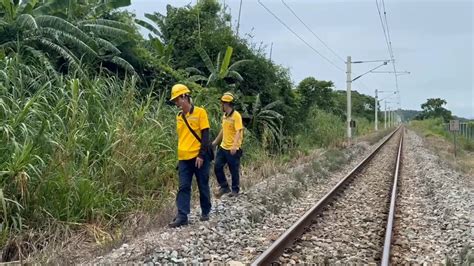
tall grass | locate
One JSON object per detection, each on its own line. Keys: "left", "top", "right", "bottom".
{"left": 295, "top": 108, "right": 346, "bottom": 149}
{"left": 0, "top": 59, "right": 179, "bottom": 247}
{"left": 410, "top": 118, "right": 474, "bottom": 152}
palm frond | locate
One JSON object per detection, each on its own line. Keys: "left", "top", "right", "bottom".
{"left": 215, "top": 51, "right": 222, "bottom": 73}
{"left": 195, "top": 45, "right": 215, "bottom": 74}
{"left": 228, "top": 59, "right": 252, "bottom": 71}
{"left": 0, "top": 19, "right": 8, "bottom": 27}
{"left": 219, "top": 46, "right": 233, "bottom": 78}
{"left": 144, "top": 12, "right": 166, "bottom": 33}
{"left": 258, "top": 110, "right": 284, "bottom": 120}
{"left": 108, "top": 56, "right": 135, "bottom": 74}
{"left": 252, "top": 94, "right": 262, "bottom": 116}
{"left": 187, "top": 75, "right": 208, "bottom": 83}
{"left": 23, "top": 46, "right": 57, "bottom": 76}
{"left": 35, "top": 15, "right": 94, "bottom": 46}
{"left": 95, "top": 37, "right": 121, "bottom": 55}
{"left": 0, "top": 41, "right": 17, "bottom": 51}
{"left": 15, "top": 14, "right": 37, "bottom": 30}
{"left": 227, "top": 70, "right": 243, "bottom": 82}
{"left": 36, "top": 38, "right": 81, "bottom": 71}
{"left": 185, "top": 67, "right": 203, "bottom": 75}
{"left": 79, "top": 19, "right": 132, "bottom": 32}
{"left": 37, "top": 27, "right": 98, "bottom": 59}
{"left": 79, "top": 24, "right": 130, "bottom": 39}
{"left": 262, "top": 100, "right": 283, "bottom": 111}
{"left": 135, "top": 18, "right": 162, "bottom": 37}
{"left": 206, "top": 72, "right": 217, "bottom": 86}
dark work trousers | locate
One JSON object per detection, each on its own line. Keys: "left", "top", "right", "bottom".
{"left": 214, "top": 147, "right": 242, "bottom": 193}
{"left": 176, "top": 157, "right": 211, "bottom": 221}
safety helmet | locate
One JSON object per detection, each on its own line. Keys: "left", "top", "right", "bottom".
{"left": 220, "top": 92, "right": 235, "bottom": 103}
{"left": 170, "top": 84, "right": 191, "bottom": 101}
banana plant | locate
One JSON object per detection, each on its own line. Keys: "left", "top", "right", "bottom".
{"left": 187, "top": 45, "right": 252, "bottom": 88}
{"left": 0, "top": 0, "right": 135, "bottom": 76}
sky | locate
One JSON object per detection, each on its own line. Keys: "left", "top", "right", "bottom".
{"left": 127, "top": 0, "right": 473, "bottom": 119}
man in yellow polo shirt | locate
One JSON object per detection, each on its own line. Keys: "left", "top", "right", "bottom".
{"left": 212, "top": 92, "right": 244, "bottom": 197}
{"left": 168, "top": 84, "right": 212, "bottom": 228}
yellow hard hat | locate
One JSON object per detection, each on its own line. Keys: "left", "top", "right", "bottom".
{"left": 220, "top": 92, "right": 235, "bottom": 103}
{"left": 170, "top": 84, "right": 191, "bottom": 101}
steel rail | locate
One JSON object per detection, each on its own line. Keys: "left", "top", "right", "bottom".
{"left": 381, "top": 127, "right": 404, "bottom": 265}
{"left": 251, "top": 126, "right": 402, "bottom": 265}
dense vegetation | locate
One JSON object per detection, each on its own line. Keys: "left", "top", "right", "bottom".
{"left": 0, "top": 0, "right": 380, "bottom": 256}
{"left": 414, "top": 98, "right": 452, "bottom": 122}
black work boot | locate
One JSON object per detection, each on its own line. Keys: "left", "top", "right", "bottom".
{"left": 168, "top": 217, "right": 188, "bottom": 228}
{"left": 200, "top": 213, "right": 210, "bottom": 221}
{"left": 215, "top": 188, "right": 231, "bottom": 198}
{"left": 228, "top": 191, "right": 239, "bottom": 197}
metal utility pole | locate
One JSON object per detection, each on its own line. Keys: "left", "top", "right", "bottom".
{"left": 346, "top": 56, "right": 352, "bottom": 139}
{"left": 269, "top": 42, "right": 273, "bottom": 61}
{"left": 377, "top": 90, "right": 397, "bottom": 130}
{"left": 389, "top": 109, "right": 392, "bottom": 127}
{"left": 375, "top": 89, "right": 379, "bottom": 131}
{"left": 346, "top": 58, "right": 389, "bottom": 139}
{"left": 384, "top": 101, "right": 387, "bottom": 129}
{"left": 236, "top": 0, "right": 243, "bottom": 36}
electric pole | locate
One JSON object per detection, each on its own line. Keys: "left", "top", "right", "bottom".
{"left": 236, "top": 0, "right": 243, "bottom": 36}
{"left": 346, "top": 56, "right": 352, "bottom": 139}
{"left": 384, "top": 101, "right": 387, "bottom": 129}
{"left": 269, "top": 42, "right": 273, "bottom": 61}
{"left": 375, "top": 89, "right": 378, "bottom": 131}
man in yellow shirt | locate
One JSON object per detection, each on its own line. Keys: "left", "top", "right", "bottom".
{"left": 168, "top": 84, "right": 212, "bottom": 228}
{"left": 212, "top": 92, "right": 244, "bottom": 197}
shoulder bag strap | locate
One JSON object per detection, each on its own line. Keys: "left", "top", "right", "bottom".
{"left": 181, "top": 113, "right": 202, "bottom": 143}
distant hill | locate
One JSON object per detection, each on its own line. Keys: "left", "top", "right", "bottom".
{"left": 399, "top": 109, "right": 422, "bottom": 121}
{"left": 398, "top": 109, "right": 473, "bottom": 122}
{"left": 452, "top": 116, "right": 474, "bottom": 122}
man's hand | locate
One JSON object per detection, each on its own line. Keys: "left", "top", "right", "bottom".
{"left": 230, "top": 147, "right": 237, "bottom": 155}
{"left": 195, "top": 157, "right": 204, "bottom": 169}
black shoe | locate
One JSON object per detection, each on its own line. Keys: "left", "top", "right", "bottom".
{"left": 168, "top": 218, "right": 188, "bottom": 228}
{"left": 200, "top": 214, "right": 210, "bottom": 221}
{"left": 215, "top": 188, "right": 231, "bottom": 198}
{"left": 228, "top": 191, "right": 239, "bottom": 197}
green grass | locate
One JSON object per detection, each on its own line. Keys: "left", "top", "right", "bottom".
{"left": 410, "top": 118, "right": 474, "bottom": 152}
{"left": 0, "top": 60, "right": 180, "bottom": 249}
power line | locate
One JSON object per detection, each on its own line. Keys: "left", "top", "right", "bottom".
{"left": 376, "top": 0, "right": 392, "bottom": 59}
{"left": 281, "top": 0, "right": 346, "bottom": 63}
{"left": 376, "top": 0, "right": 401, "bottom": 108}
{"left": 257, "top": 0, "right": 345, "bottom": 72}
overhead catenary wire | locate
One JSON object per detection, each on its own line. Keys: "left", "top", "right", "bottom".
{"left": 281, "top": 0, "right": 346, "bottom": 63}
{"left": 376, "top": 0, "right": 401, "bottom": 108}
{"left": 257, "top": 0, "right": 345, "bottom": 73}
{"left": 382, "top": 0, "right": 402, "bottom": 107}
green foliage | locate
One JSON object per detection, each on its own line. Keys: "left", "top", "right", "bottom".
{"left": 415, "top": 98, "right": 452, "bottom": 122}
{"left": 410, "top": 118, "right": 474, "bottom": 152}
{"left": 0, "top": 59, "right": 177, "bottom": 239}
{"left": 333, "top": 90, "right": 377, "bottom": 122}
{"left": 295, "top": 107, "right": 346, "bottom": 149}
{"left": 0, "top": 1, "right": 136, "bottom": 77}
{"left": 296, "top": 77, "right": 334, "bottom": 113}
{"left": 187, "top": 45, "right": 251, "bottom": 89}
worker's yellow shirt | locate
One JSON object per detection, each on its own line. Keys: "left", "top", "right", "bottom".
{"left": 176, "top": 106, "right": 210, "bottom": 160}
{"left": 220, "top": 110, "right": 244, "bottom": 150}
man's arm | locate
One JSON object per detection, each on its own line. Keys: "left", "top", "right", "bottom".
{"left": 212, "top": 129, "right": 223, "bottom": 146}
{"left": 230, "top": 129, "right": 243, "bottom": 154}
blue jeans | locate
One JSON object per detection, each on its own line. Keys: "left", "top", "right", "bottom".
{"left": 176, "top": 157, "right": 211, "bottom": 221}
{"left": 214, "top": 147, "right": 242, "bottom": 193}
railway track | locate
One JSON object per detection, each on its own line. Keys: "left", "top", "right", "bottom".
{"left": 252, "top": 127, "right": 404, "bottom": 265}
